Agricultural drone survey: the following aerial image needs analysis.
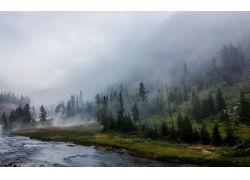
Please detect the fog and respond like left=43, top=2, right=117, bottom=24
left=1, top=12, right=250, bottom=108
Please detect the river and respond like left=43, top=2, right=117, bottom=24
left=0, top=126, right=199, bottom=167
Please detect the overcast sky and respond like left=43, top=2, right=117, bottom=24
left=0, top=12, right=172, bottom=106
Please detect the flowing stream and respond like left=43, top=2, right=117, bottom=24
left=0, top=127, right=199, bottom=167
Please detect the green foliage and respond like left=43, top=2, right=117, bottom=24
left=224, top=115, right=237, bottom=146
left=215, top=88, right=226, bottom=113
left=200, top=122, right=210, bottom=145
left=9, top=109, right=16, bottom=124
left=160, top=120, right=168, bottom=137
left=23, top=103, right=32, bottom=123
left=39, top=105, right=47, bottom=123
left=211, top=123, right=222, bottom=146
left=190, top=90, right=202, bottom=123
left=177, top=113, right=183, bottom=132
left=2, top=112, right=8, bottom=129
left=237, top=90, right=250, bottom=124
left=180, top=115, right=193, bottom=142
left=131, top=103, right=139, bottom=124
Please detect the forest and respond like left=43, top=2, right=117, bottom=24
left=50, top=42, right=250, bottom=148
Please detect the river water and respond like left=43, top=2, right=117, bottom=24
left=0, top=127, right=199, bottom=167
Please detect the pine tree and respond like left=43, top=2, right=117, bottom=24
left=224, top=117, right=236, bottom=146
left=117, top=93, right=125, bottom=132
left=211, top=123, right=222, bottom=146
left=237, top=90, right=250, bottom=124
left=2, top=112, right=8, bottom=129
left=39, top=105, right=47, bottom=123
left=180, top=115, right=193, bottom=142
left=139, top=82, right=148, bottom=127
left=23, top=103, right=32, bottom=123
left=207, top=93, right=215, bottom=115
left=9, top=109, right=16, bottom=124
left=215, top=88, right=226, bottom=113
left=131, top=103, right=139, bottom=124
left=200, top=122, right=210, bottom=144
left=177, top=113, right=183, bottom=132
left=160, top=120, right=168, bottom=137
left=101, top=96, right=108, bottom=131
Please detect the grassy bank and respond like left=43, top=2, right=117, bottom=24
left=11, top=121, right=250, bottom=167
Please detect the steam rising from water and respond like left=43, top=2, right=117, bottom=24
left=52, top=115, right=95, bottom=127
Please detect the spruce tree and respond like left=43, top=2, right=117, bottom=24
left=211, top=123, right=222, bottom=146
left=2, top=112, right=8, bottom=129
left=160, top=120, right=168, bottom=137
left=177, top=113, right=183, bottom=132
left=200, top=122, right=210, bottom=144
left=131, top=103, right=139, bottom=124
left=101, top=96, right=108, bottom=131
left=23, top=103, right=32, bottom=123
left=224, top=118, right=236, bottom=146
left=237, top=90, right=250, bottom=124
left=215, top=88, right=226, bottom=113
left=180, top=115, right=193, bottom=142
left=139, top=82, right=148, bottom=127
left=117, top=93, right=125, bottom=132
left=39, top=105, right=47, bottom=124
left=9, top=109, right=16, bottom=124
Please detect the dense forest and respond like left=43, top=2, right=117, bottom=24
left=51, top=42, right=250, bottom=147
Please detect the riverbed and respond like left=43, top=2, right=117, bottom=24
left=0, top=127, right=199, bottom=167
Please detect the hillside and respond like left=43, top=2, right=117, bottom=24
left=0, top=102, right=19, bottom=117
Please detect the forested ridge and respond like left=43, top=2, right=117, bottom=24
left=50, top=42, right=250, bottom=152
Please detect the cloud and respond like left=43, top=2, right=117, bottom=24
left=0, top=11, right=171, bottom=106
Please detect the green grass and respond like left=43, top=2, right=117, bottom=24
left=11, top=120, right=250, bottom=166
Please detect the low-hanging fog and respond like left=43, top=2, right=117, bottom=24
left=1, top=11, right=250, bottom=109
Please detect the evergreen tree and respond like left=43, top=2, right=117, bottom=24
left=237, top=90, right=250, bottom=124
left=224, top=117, right=236, bottom=146
left=2, top=112, right=8, bottom=129
left=55, top=103, right=61, bottom=115
left=66, top=101, right=72, bottom=117
left=39, top=105, right=47, bottom=123
left=139, top=82, right=148, bottom=127
left=15, top=106, right=23, bottom=123
left=211, top=123, right=222, bottom=146
left=131, top=103, right=140, bottom=124
left=191, top=90, right=202, bottom=123
left=100, top=96, right=108, bottom=131
left=23, top=103, right=32, bottom=123
left=117, top=93, right=125, bottom=132
left=9, top=109, right=16, bottom=124
left=215, top=88, right=226, bottom=113
left=180, top=115, right=193, bottom=142
left=200, top=122, right=210, bottom=145
left=207, top=93, right=215, bottom=115
left=160, top=120, right=168, bottom=137
left=177, top=113, right=183, bottom=137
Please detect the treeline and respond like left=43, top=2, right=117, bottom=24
left=0, top=91, right=31, bottom=107
left=55, top=82, right=166, bottom=132
left=1, top=103, right=33, bottom=128
left=1, top=104, right=47, bottom=129
left=52, top=42, right=250, bottom=147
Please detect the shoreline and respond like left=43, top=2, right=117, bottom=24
left=11, top=126, right=248, bottom=167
